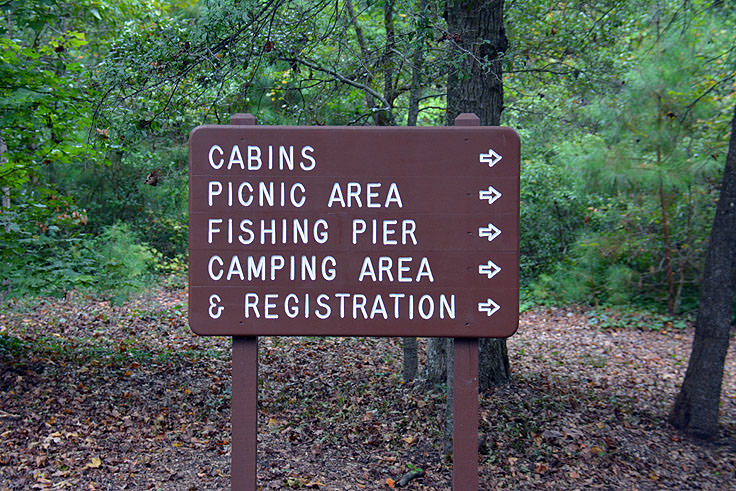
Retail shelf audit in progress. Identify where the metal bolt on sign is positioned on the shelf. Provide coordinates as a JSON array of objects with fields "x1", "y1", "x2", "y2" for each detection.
[{"x1": 188, "y1": 113, "x2": 520, "y2": 490}]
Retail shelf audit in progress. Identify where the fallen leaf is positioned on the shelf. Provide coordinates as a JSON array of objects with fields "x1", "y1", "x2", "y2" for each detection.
[
  {"x1": 86, "y1": 456, "x2": 102, "y2": 469},
  {"x1": 385, "y1": 478, "x2": 396, "y2": 488}
]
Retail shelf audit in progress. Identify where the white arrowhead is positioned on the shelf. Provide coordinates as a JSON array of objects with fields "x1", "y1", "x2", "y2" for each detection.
[
  {"x1": 478, "y1": 299, "x2": 500, "y2": 317},
  {"x1": 478, "y1": 260, "x2": 501, "y2": 279},
  {"x1": 479, "y1": 149, "x2": 502, "y2": 167},
  {"x1": 478, "y1": 223, "x2": 501, "y2": 242},
  {"x1": 479, "y1": 186, "x2": 502, "y2": 205}
]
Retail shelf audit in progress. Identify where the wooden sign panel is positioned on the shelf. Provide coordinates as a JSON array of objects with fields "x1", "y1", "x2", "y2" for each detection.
[{"x1": 188, "y1": 124, "x2": 519, "y2": 337}]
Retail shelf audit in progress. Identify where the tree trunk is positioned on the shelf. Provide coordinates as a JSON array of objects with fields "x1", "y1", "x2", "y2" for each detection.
[
  {"x1": 658, "y1": 157, "x2": 675, "y2": 315},
  {"x1": 402, "y1": 337, "x2": 418, "y2": 382},
  {"x1": 0, "y1": 135, "x2": 8, "y2": 210},
  {"x1": 479, "y1": 336, "x2": 510, "y2": 389},
  {"x1": 444, "y1": 0, "x2": 511, "y2": 390},
  {"x1": 669, "y1": 103, "x2": 736, "y2": 439},
  {"x1": 425, "y1": 337, "x2": 448, "y2": 387},
  {"x1": 402, "y1": 1, "x2": 431, "y2": 380},
  {"x1": 376, "y1": 0, "x2": 396, "y2": 126},
  {"x1": 407, "y1": 0, "x2": 428, "y2": 127},
  {"x1": 1, "y1": 135, "x2": 9, "y2": 297},
  {"x1": 443, "y1": 338, "x2": 454, "y2": 455},
  {"x1": 344, "y1": 0, "x2": 376, "y2": 121},
  {"x1": 445, "y1": 0, "x2": 507, "y2": 127}
]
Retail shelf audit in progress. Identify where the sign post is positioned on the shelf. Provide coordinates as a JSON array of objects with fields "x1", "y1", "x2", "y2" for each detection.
[
  {"x1": 188, "y1": 113, "x2": 520, "y2": 489},
  {"x1": 231, "y1": 335, "x2": 257, "y2": 491},
  {"x1": 228, "y1": 114, "x2": 258, "y2": 491},
  {"x1": 452, "y1": 113, "x2": 480, "y2": 491},
  {"x1": 453, "y1": 337, "x2": 479, "y2": 489}
]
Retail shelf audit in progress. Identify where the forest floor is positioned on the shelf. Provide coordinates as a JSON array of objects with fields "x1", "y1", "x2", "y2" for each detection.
[{"x1": 1, "y1": 286, "x2": 735, "y2": 490}]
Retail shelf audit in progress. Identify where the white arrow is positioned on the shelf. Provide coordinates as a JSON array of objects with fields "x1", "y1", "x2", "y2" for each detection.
[
  {"x1": 479, "y1": 149, "x2": 503, "y2": 167},
  {"x1": 478, "y1": 223, "x2": 501, "y2": 242},
  {"x1": 478, "y1": 299, "x2": 501, "y2": 317},
  {"x1": 479, "y1": 186, "x2": 502, "y2": 205},
  {"x1": 478, "y1": 260, "x2": 502, "y2": 279}
]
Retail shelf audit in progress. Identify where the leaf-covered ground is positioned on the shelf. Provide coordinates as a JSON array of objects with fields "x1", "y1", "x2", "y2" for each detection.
[{"x1": 1, "y1": 288, "x2": 734, "y2": 490}]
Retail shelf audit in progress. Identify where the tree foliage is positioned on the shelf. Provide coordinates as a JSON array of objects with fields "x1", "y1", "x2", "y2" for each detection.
[
  {"x1": 1, "y1": 0, "x2": 735, "y2": 315},
  {"x1": 508, "y1": 1, "x2": 735, "y2": 312},
  {"x1": 0, "y1": 0, "x2": 184, "y2": 297}
]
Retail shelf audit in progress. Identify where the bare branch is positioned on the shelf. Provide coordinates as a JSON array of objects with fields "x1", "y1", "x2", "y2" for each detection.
[{"x1": 281, "y1": 56, "x2": 393, "y2": 117}]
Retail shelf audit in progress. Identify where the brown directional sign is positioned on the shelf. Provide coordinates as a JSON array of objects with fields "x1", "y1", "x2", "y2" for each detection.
[{"x1": 188, "y1": 124, "x2": 520, "y2": 337}]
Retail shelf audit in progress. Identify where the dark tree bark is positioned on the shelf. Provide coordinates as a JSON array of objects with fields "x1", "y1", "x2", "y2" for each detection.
[
  {"x1": 402, "y1": 337, "x2": 418, "y2": 382},
  {"x1": 443, "y1": 338, "x2": 454, "y2": 454},
  {"x1": 0, "y1": 135, "x2": 8, "y2": 208},
  {"x1": 376, "y1": 0, "x2": 396, "y2": 126},
  {"x1": 403, "y1": 0, "x2": 430, "y2": 381},
  {"x1": 445, "y1": 0, "x2": 507, "y2": 127},
  {"x1": 479, "y1": 336, "x2": 510, "y2": 389},
  {"x1": 407, "y1": 0, "x2": 429, "y2": 127},
  {"x1": 425, "y1": 337, "x2": 448, "y2": 387},
  {"x1": 669, "y1": 103, "x2": 736, "y2": 439},
  {"x1": 445, "y1": 0, "x2": 510, "y2": 390},
  {"x1": 1, "y1": 135, "x2": 10, "y2": 230}
]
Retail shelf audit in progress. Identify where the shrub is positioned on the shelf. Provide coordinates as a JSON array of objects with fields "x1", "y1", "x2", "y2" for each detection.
[
  {"x1": 78, "y1": 223, "x2": 156, "y2": 301},
  {"x1": 529, "y1": 233, "x2": 639, "y2": 307},
  {"x1": 0, "y1": 220, "x2": 155, "y2": 302},
  {"x1": 519, "y1": 159, "x2": 587, "y2": 283}
]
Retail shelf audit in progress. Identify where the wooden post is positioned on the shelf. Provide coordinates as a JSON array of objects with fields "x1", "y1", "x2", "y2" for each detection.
[
  {"x1": 452, "y1": 112, "x2": 481, "y2": 490},
  {"x1": 231, "y1": 337, "x2": 258, "y2": 491},
  {"x1": 230, "y1": 113, "x2": 258, "y2": 491},
  {"x1": 453, "y1": 338, "x2": 479, "y2": 490},
  {"x1": 219, "y1": 112, "x2": 494, "y2": 490}
]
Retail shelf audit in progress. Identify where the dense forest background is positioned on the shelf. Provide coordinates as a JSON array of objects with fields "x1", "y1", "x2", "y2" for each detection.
[
  {"x1": 1, "y1": 0, "x2": 735, "y2": 317},
  {"x1": 1, "y1": 1, "x2": 735, "y2": 487}
]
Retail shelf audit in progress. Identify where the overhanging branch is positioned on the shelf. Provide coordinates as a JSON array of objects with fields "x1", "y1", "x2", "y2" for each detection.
[{"x1": 281, "y1": 55, "x2": 393, "y2": 117}]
